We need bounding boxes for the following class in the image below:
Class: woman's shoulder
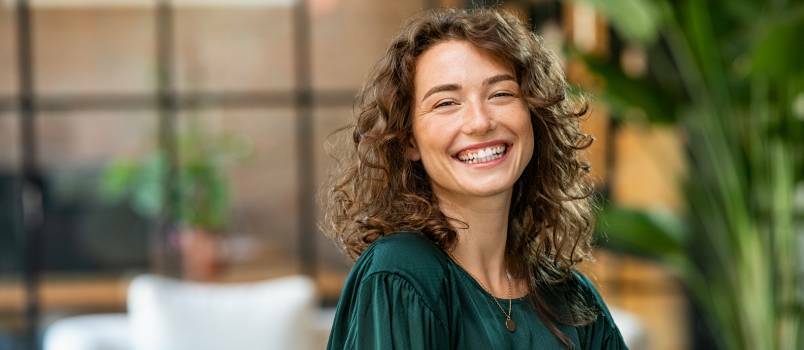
[359,231,450,277]
[571,270,602,299]
[572,271,613,317]
[570,271,628,347]
[327,232,453,349]
[352,231,450,300]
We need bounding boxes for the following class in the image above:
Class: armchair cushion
[43,314,130,350]
[127,274,316,350]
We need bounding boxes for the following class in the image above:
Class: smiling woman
[322,7,627,350]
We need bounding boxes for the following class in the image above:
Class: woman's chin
[455,181,515,198]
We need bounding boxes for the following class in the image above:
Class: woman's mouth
[453,143,509,164]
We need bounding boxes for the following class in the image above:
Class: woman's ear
[406,137,421,161]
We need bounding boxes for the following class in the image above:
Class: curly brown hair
[322,7,598,346]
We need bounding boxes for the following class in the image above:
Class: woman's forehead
[413,40,516,95]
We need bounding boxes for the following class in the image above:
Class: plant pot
[176,227,227,281]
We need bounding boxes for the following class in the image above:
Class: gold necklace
[447,252,516,332]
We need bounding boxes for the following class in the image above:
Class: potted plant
[99,119,250,280]
[569,0,803,349]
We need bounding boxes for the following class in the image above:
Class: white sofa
[44,274,327,350]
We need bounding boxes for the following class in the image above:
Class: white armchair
[44,274,323,350]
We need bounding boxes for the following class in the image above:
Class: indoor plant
[99,119,250,280]
[571,0,803,349]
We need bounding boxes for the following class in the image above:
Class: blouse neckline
[438,248,532,304]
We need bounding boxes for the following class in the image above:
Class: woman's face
[410,40,534,200]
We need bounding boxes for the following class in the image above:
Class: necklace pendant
[505,318,516,332]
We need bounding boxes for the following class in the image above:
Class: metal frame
[14,1,41,349]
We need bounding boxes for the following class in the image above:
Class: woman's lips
[452,140,511,158]
[452,142,511,167]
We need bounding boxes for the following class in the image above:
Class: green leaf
[579,53,680,123]
[750,9,804,80]
[573,0,663,44]
[99,159,137,201]
[595,204,686,258]
[129,153,165,219]
[680,0,733,111]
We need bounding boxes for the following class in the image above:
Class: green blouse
[326,232,628,350]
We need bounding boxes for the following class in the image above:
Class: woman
[322,7,627,350]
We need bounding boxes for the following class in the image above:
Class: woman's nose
[461,101,496,135]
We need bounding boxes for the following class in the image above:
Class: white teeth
[456,144,507,163]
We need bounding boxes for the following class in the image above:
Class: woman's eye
[434,100,458,109]
[491,91,515,99]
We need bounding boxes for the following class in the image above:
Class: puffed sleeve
[575,273,629,350]
[328,272,449,350]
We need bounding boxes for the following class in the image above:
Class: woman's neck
[434,187,514,296]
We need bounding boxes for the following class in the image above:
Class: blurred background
[0,0,801,349]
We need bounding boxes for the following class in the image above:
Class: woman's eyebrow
[419,74,516,103]
[483,74,516,86]
[421,83,460,102]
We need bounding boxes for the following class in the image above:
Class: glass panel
[0,113,19,169]
[0,4,16,97]
[0,285,24,350]
[0,112,23,349]
[176,107,300,282]
[0,112,21,339]
[30,110,157,334]
[311,0,425,90]
[174,4,294,93]
[36,110,158,276]
[32,6,156,95]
